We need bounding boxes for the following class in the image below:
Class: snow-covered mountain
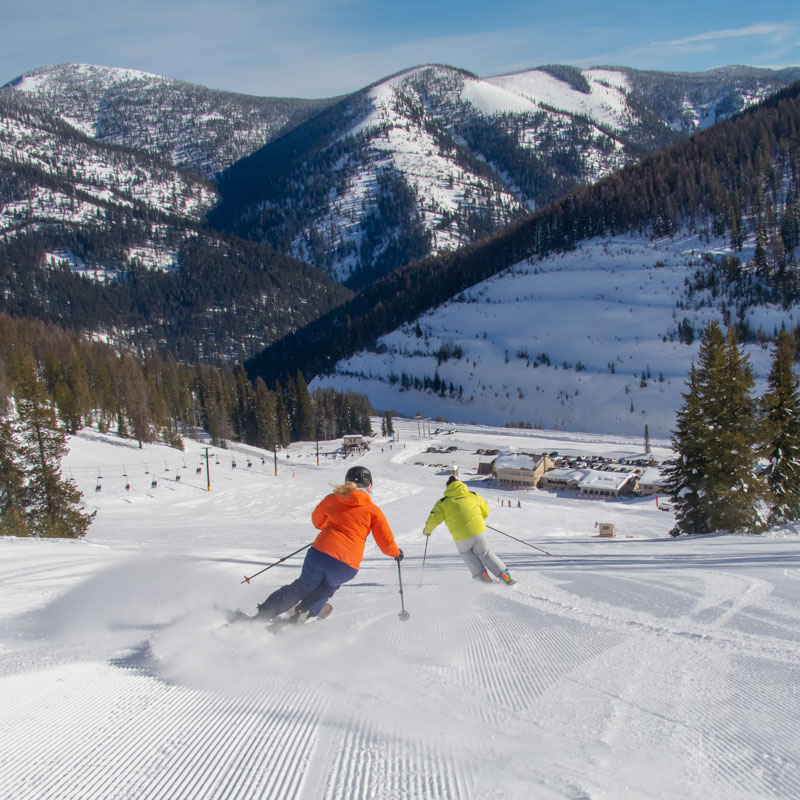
[278,80,800,439]
[212,63,800,284]
[7,62,798,286]
[2,59,800,412]
[0,88,350,361]
[4,63,336,179]
[0,87,218,274]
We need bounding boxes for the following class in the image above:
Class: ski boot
[473,570,493,583]
[290,602,333,624]
[254,601,278,621]
[499,571,517,585]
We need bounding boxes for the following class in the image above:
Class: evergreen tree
[710,326,766,532]
[761,328,800,523]
[312,387,337,441]
[0,411,29,536]
[292,371,315,441]
[196,364,231,447]
[231,365,254,442]
[665,366,712,535]
[118,353,153,446]
[12,350,93,538]
[252,377,277,449]
[666,322,766,534]
[273,382,291,447]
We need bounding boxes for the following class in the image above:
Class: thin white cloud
[572,20,800,74]
[654,23,790,47]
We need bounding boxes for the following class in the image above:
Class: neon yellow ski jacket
[423,480,490,542]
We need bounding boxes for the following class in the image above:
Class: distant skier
[423,477,515,584]
[254,466,403,623]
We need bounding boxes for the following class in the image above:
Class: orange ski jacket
[311,489,400,569]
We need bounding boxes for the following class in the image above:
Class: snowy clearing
[313,231,798,438]
[2,420,799,799]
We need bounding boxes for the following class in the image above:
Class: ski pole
[241,543,313,584]
[418,534,430,587]
[396,558,410,621]
[486,524,552,556]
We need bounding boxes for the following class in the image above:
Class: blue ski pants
[259,546,358,618]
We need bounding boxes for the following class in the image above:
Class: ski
[223,608,254,624]
[223,603,333,631]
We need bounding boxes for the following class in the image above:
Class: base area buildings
[488,452,665,498]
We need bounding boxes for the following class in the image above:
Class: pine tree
[665,366,712,535]
[292,371,315,441]
[118,353,153,446]
[252,377,277,450]
[666,322,766,534]
[12,350,93,538]
[273,381,291,447]
[709,326,766,532]
[761,328,800,523]
[312,388,337,441]
[0,410,29,536]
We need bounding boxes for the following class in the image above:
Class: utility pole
[203,447,212,491]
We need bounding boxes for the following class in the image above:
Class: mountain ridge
[8,61,800,287]
[0,86,350,362]
[3,61,800,431]
[246,79,800,436]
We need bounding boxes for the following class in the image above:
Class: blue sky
[2,0,799,97]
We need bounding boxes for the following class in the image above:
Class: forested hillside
[3,62,800,374]
[0,90,351,361]
[246,81,800,389]
[211,64,800,286]
[0,313,373,453]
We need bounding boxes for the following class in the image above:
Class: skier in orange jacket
[254,466,402,622]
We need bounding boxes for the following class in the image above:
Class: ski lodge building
[343,434,366,454]
[494,452,555,487]
[538,467,640,498]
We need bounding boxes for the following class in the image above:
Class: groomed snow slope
[2,421,800,799]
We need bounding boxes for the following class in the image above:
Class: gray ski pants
[455,532,506,577]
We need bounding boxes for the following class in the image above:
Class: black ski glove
[395,549,404,562]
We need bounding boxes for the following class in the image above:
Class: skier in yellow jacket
[423,476,515,584]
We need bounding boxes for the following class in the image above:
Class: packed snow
[2,418,799,799]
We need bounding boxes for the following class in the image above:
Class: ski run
[2,417,800,800]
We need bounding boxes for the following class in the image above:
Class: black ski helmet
[345,465,373,490]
